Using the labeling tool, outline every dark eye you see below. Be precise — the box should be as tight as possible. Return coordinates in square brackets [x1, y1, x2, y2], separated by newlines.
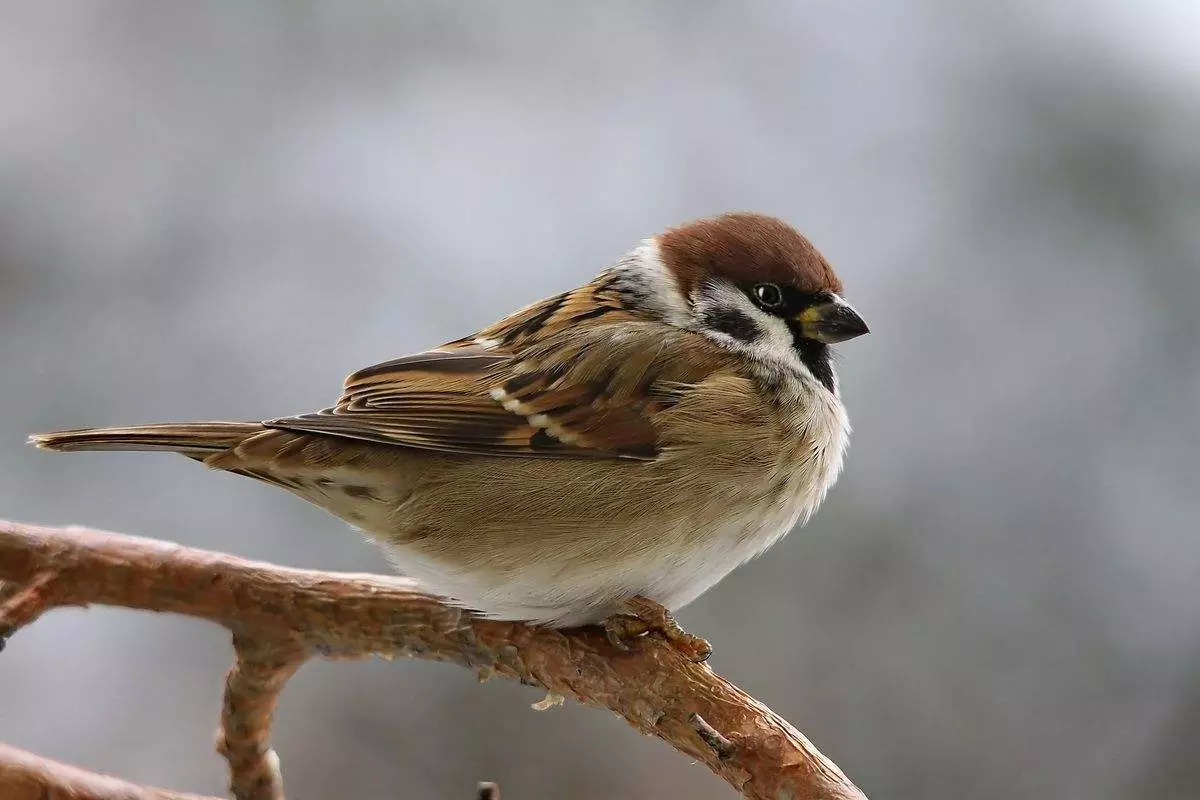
[752, 283, 784, 310]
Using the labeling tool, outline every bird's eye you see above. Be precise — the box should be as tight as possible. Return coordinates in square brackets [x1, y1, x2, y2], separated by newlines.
[752, 283, 784, 310]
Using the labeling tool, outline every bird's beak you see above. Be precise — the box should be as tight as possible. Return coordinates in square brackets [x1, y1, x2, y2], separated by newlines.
[795, 295, 869, 344]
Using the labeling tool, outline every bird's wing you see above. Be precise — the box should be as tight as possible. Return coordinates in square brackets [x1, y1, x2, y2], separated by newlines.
[266, 283, 732, 460]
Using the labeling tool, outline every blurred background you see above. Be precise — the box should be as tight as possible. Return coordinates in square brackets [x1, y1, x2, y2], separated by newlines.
[2, 3, 1198, 798]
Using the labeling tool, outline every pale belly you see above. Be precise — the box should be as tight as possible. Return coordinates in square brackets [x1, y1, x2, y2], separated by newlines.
[380, 490, 811, 626]
[370, 443, 839, 627]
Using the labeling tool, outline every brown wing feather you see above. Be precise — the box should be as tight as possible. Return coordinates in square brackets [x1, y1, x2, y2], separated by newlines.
[452, 270, 634, 350]
[266, 278, 733, 460]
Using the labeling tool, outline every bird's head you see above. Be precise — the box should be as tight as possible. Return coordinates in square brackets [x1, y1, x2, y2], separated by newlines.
[619, 212, 868, 393]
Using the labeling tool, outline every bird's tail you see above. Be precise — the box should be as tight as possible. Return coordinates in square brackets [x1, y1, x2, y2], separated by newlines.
[28, 422, 265, 456]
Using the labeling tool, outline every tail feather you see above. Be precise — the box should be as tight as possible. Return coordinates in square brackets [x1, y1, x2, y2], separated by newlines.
[28, 422, 264, 455]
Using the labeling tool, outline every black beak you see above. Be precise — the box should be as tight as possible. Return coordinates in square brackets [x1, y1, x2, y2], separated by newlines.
[794, 295, 869, 344]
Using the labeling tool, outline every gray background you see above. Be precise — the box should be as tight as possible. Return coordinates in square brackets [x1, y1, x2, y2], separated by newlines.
[2, 3, 1198, 798]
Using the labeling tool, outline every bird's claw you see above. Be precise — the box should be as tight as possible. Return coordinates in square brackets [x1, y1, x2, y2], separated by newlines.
[601, 596, 712, 662]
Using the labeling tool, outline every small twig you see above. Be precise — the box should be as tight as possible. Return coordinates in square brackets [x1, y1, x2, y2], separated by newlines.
[216, 635, 308, 800]
[0, 742, 218, 800]
[689, 712, 736, 759]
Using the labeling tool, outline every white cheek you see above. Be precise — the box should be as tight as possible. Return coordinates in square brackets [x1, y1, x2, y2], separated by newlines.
[752, 313, 804, 371]
[690, 282, 805, 373]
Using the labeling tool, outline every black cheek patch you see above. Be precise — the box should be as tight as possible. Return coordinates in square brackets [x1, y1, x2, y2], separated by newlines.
[700, 308, 762, 343]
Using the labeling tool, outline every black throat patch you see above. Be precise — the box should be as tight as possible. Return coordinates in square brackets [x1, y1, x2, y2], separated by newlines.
[789, 329, 835, 393]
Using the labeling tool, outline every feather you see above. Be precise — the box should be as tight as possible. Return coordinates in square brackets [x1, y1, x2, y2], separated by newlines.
[266, 278, 730, 460]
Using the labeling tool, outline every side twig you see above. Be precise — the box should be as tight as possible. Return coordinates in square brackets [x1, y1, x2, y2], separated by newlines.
[0, 519, 868, 800]
[217, 635, 307, 800]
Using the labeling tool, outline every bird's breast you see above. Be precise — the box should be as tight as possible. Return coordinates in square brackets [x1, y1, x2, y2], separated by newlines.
[355, 383, 850, 626]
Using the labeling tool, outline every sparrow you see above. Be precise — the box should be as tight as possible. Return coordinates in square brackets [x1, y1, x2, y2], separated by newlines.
[31, 212, 868, 661]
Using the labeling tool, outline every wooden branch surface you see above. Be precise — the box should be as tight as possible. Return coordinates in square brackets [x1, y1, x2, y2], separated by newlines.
[0, 519, 867, 800]
[0, 742, 218, 800]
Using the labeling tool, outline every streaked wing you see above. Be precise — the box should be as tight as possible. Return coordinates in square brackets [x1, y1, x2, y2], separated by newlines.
[266, 280, 730, 460]
[443, 269, 636, 351]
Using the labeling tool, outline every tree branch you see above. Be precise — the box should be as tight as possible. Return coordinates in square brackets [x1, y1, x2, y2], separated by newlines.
[0, 742, 218, 800]
[0, 519, 868, 800]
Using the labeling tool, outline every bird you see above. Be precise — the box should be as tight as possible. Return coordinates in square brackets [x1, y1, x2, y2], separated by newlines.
[30, 212, 868, 661]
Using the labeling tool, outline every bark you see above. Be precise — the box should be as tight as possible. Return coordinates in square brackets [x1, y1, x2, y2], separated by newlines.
[0, 519, 867, 800]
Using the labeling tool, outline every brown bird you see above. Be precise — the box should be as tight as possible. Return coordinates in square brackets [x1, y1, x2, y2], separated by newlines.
[31, 212, 868, 660]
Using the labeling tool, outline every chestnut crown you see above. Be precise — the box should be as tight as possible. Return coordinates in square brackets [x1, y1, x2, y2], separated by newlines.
[656, 212, 844, 300]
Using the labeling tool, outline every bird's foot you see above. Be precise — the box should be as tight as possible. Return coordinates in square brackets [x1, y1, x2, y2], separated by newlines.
[602, 596, 711, 663]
